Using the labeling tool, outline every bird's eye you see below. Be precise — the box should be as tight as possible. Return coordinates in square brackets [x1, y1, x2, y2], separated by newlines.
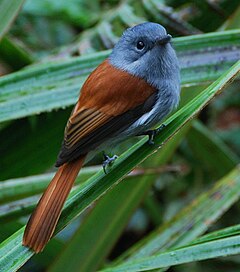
[136, 41, 145, 50]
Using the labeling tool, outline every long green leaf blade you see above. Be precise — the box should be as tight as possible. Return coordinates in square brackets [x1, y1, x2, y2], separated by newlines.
[0, 0, 25, 41]
[0, 60, 239, 272]
[187, 120, 239, 178]
[102, 166, 240, 271]
[0, 30, 239, 122]
[0, 166, 100, 203]
[48, 125, 190, 272]
[0, 36, 34, 69]
[102, 233, 240, 271]
[112, 164, 240, 265]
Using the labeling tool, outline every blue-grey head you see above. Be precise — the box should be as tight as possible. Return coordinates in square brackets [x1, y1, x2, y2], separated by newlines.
[109, 22, 180, 93]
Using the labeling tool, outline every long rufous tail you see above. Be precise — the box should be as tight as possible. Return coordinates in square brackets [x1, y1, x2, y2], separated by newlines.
[23, 155, 86, 253]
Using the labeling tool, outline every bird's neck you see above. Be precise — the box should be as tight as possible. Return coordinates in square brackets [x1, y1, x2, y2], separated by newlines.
[109, 47, 180, 92]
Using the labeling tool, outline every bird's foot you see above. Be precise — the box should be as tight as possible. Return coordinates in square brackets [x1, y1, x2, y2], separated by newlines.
[138, 124, 166, 145]
[102, 152, 118, 174]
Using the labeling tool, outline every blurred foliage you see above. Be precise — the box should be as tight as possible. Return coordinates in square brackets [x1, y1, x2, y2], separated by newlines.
[0, 0, 240, 272]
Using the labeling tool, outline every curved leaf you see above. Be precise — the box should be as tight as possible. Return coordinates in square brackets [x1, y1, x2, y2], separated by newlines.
[0, 59, 238, 272]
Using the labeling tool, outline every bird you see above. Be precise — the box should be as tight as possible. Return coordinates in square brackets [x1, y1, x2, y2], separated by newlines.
[22, 22, 180, 253]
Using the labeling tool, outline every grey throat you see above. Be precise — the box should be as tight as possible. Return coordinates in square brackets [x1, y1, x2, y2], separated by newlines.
[109, 41, 180, 137]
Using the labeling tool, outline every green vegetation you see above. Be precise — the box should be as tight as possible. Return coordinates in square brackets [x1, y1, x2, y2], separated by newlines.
[0, 1, 240, 271]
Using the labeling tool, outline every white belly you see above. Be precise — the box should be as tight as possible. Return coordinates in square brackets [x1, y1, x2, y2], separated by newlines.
[124, 83, 180, 137]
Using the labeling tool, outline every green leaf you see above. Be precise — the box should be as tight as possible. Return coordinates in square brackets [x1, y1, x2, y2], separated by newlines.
[48, 124, 190, 272]
[141, 0, 200, 35]
[0, 36, 34, 70]
[219, 4, 240, 30]
[0, 166, 168, 221]
[0, 221, 64, 268]
[54, 0, 200, 57]
[0, 165, 100, 203]
[0, 110, 70, 180]
[0, 0, 25, 41]
[50, 178, 153, 272]
[112, 163, 240, 266]
[0, 30, 239, 122]
[0, 168, 154, 221]
[0, 221, 23, 242]
[22, 0, 100, 28]
[102, 166, 240, 272]
[102, 232, 240, 271]
[189, 223, 240, 246]
[0, 60, 239, 272]
[187, 120, 239, 178]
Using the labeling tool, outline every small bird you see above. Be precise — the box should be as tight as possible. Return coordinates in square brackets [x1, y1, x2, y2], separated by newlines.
[22, 22, 180, 253]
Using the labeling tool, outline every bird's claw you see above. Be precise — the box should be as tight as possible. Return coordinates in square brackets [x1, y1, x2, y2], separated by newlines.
[147, 130, 157, 145]
[138, 123, 166, 145]
[102, 153, 118, 174]
[156, 123, 166, 133]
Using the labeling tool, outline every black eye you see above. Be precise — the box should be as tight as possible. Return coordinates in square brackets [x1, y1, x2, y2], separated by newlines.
[136, 41, 145, 50]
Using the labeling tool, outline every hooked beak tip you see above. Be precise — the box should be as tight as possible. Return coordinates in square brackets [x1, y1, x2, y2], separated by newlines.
[157, 34, 172, 45]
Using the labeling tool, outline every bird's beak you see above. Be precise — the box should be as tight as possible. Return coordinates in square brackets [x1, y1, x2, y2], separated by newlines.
[156, 34, 172, 45]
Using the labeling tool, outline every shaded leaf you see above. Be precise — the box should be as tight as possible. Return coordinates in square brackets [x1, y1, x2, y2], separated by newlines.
[0, 0, 25, 41]
[0, 30, 239, 122]
[0, 58, 238, 272]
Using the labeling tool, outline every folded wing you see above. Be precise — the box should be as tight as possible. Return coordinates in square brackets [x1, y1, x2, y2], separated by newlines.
[56, 60, 156, 166]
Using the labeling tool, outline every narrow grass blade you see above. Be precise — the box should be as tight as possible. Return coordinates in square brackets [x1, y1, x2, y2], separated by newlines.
[0, 163, 184, 221]
[0, 0, 25, 41]
[102, 233, 240, 271]
[0, 30, 239, 122]
[190, 223, 240, 246]
[0, 166, 100, 203]
[187, 120, 239, 178]
[48, 125, 190, 272]
[0, 36, 34, 69]
[0, 61, 238, 272]
[103, 166, 240, 271]
[112, 165, 240, 265]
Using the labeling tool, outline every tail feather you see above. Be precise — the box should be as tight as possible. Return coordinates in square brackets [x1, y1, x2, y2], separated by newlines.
[23, 155, 86, 253]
